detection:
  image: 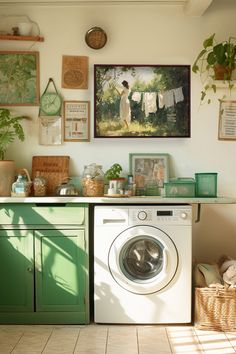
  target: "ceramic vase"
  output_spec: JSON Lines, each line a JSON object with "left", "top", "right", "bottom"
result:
{"left": 0, "top": 160, "right": 15, "bottom": 196}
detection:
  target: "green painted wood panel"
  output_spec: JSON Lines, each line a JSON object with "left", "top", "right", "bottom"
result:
{"left": 0, "top": 230, "right": 34, "bottom": 312}
{"left": 0, "top": 203, "right": 85, "bottom": 225}
{"left": 35, "top": 229, "right": 87, "bottom": 313}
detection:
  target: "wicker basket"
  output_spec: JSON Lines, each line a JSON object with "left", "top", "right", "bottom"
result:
{"left": 195, "top": 287, "right": 236, "bottom": 331}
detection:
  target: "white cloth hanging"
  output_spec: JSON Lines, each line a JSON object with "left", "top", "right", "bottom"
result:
{"left": 131, "top": 91, "right": 142, "bottom": 103}
{"left": 173, "top": 87, "right": 184, "bottom": 104}
{"left": 142, "top": 92, "right": 157, "bottom": 117}
{"left": 158, "top": 92, "right": 165, "bottom": 109}
{"left": 163, "top": 90, "right": 174, "bottom": 108}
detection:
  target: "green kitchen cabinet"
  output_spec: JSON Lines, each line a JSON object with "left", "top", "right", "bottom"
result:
{"left": 0, "top": 229, "right": 34, "bottom": 312}
{"left": 35, "top": 229, "right": 86, "bottom": 313}
{"left": 0, "top": 203, "right": 89, "bottom": 324}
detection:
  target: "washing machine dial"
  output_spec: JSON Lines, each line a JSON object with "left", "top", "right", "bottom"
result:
{"left": 181, "top": 211, "right": 188, "bottom": 219}
{"left": 137, "top": 211, "right": 147, "bottom": 220}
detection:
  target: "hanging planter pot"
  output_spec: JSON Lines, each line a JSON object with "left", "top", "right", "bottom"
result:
{"left": 213, "top": 64, "right": 233, "bottom": 81}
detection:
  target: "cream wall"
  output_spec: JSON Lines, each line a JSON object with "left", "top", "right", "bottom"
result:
{"left": 1, "top": 0, "right": 236, "bottom": 262}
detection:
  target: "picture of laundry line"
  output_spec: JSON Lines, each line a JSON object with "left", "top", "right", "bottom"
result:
{"left": 131, "top": 86, "right": 185, "bottom": 117}
{"left": 94, "top": 64, "right": 191, "bottom": 138}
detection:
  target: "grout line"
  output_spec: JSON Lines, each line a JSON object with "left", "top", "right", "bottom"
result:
{"left": 72, "top": 327, "right": 81, "bottom": 354}
{"left": 223, "top": 332, "right": 236, "bottom": 353}
{"left": 193, "top": 326, "right": 207, "bottom": 353}
{"left": 10, "top": 329, "right": 25, "bottom": 353}
{"left": 41, "top": 326, "right": 55, "bottom": 353}
{"left": 105, "top": 326, "right": 109, "bottom": 354}
{"left": 165, "top": 327, "right": 174, "bottom": 354}
{"left": 136, "top": 326, "right": 140, "bottom": 354}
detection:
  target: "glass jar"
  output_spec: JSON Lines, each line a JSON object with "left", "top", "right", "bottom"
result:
{"left": 82, "top": 163, "right": 104, "bottom": 197}
{"left": 33, "top": 171, "right": 47, "bottom": 197}
{"left": 11, "top": 174, "right": 31, "bottom": 196}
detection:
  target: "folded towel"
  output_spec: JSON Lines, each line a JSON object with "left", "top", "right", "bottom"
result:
{"left": 222, "top": 264, "right": 236, "bottom": 286}
{"left": 197, "top": 263, "right": 223, "bottom": 287}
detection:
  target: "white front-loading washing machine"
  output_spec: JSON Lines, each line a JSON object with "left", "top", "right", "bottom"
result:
{"left": 94, "top": 205, "right": 192, "bottom": 324}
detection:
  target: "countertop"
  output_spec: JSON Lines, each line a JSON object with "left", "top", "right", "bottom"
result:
{"left": 0, "top": 196, "right": 235, "bottom": 204}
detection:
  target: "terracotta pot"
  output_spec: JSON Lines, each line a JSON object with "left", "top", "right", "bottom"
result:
{"left": 214, "top": 64, "right": 232, "bottom": 80}
{"left": 0, "top": 160, "right": 15, "bottom": 196}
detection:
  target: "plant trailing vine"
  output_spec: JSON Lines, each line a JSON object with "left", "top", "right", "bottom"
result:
{"left": 192, "top": 33, "right": 236, "bottom": 104}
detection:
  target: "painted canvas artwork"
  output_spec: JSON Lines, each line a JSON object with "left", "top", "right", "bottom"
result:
{"left": 94, "top": 64, "right": 190, "bottom": 138}
{"left": 0, "top": 51, "right": 39, "bottom": 106}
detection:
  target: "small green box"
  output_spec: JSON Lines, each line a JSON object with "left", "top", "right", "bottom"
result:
{"left": 195, "top": 173, "right": 217, "bottom": 197}
{"left": 164, "top": 178, "right": 196, "bottom": 197}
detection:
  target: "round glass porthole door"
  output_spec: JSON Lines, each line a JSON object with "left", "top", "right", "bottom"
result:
{"left": 108, "top": 225, "right": 178, "bottom": 294}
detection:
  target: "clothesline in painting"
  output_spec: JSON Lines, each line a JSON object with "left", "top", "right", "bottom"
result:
{"left": 131, "top": 86, "right": 184, "bottom": 118}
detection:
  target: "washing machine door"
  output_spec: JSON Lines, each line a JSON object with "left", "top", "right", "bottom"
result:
{"left": 108, "top": 225, "right": 178, "bottom": 294}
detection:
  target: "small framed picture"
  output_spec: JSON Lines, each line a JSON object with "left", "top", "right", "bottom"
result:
{"left": 62, "top": 55, "right": 88, "bottom": 89}
{"left": 129, "top": 153, "right": 169, "bottom": 193}
{"left": 218, "top": 99, "right": 236, "bottom": 140}
{"left": 63, "top": 100, "right": 90, "bottom": 141}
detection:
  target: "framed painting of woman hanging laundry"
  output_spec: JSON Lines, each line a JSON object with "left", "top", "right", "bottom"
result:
{"left": 94, "top": 64, "right": 190, "bottom": 138}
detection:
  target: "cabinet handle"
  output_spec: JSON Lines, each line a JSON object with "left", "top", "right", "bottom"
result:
{"left": 27, "top": 267, "right": 33, "bottom": 272}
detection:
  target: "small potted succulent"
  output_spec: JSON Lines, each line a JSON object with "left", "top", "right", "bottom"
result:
{"left": 104, "top": 163, "right": 126, "bottom": 195}
{"left": 0, "top": 108, "right": 30, "bottom": 196}
{"left": 192, "top": 33, "right": 236, "bottom": 104}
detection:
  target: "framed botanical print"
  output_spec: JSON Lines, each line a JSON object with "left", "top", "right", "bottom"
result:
{"left": 0, "top": 51, "right": 40, "bottom": 106}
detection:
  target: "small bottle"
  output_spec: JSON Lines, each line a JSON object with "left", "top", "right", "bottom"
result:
{"left": 12, "top": 175, "right": 27, "bottom": 195}
{"left": 33, "top": 171, "right": 47, "bottom": 197}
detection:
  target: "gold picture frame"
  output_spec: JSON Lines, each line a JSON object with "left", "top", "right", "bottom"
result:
{"left": 63, "top": 100, "right": 90, "bottom": 142}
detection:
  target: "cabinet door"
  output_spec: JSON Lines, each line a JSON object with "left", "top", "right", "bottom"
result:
{"left": 0, "top": 230, "right": 34, "bottom": 312}
{"left": 35, "top": 229, "right": 87, "bottom": 312}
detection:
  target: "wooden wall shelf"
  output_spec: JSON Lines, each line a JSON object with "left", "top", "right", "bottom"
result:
{"left": 0, "top": 34, "right": 44, "bottom": 42}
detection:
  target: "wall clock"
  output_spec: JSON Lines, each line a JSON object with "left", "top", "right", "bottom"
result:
{"left": 40, "top": 92, "right": 62, "bottom": 116}
{"left": 85, "top": 27, "right": 107, "bottom": 50}
{"left": 40, "top": 78, "right": 62, "bottom": 116}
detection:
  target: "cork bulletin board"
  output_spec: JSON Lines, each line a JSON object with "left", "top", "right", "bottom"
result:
{"left": 62, "top": 55, "right": 88, "bottom": 89}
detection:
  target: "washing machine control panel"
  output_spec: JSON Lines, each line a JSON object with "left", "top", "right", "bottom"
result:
{"left": 137, "top": 210, "right": 148, "bottom": 220}
{"left": 130, "top": 207, "right": 192, "bottom": 225}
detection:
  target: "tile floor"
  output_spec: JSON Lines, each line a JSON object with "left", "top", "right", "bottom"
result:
{"left": 0, "top": 324, "right": 236, "bottom": 354}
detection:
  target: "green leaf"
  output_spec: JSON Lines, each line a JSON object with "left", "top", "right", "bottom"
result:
{"left": 192, "top": 63, "right": 199, "bottom": 73}
{"left": 207, "top": 51, "right": 216, "bottom": 65}
{"left": 213, "top": 43, "right": 226, "bottom": 64}
{"left": 201, "top": 91, "right": 206, "bottom": 101}
{"left": 212, "top": 84, "right": 217, "bottom": 93}
{"left": 195, "top": 49, "right": 207, "bottom": 62}
{"left": 105, "top": 163, "right": 123, "bottom": 179}
{"left": 203, "top": 33, "right": 215, "bottom": 49}
{"left": 0, "top": 108, "right": 29, "bottom": 160}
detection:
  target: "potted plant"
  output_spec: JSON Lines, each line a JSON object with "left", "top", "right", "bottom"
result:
{"left": 104, "top": 163, "right": 126, "bottom": 195}
{"left": 192, "top": 33, "right": 236, "bottom": 104}
{"left": 0, "top": 108, "right": 30, "bottom": 196}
